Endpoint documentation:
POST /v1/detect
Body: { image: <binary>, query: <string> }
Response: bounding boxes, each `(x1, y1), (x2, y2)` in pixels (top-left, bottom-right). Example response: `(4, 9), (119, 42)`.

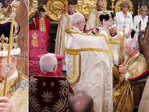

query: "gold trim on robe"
(0, 72), (28, 112)
(55, 12), (70, 55)
(65, 48), (112, 85)
(113, 53), (148, 112)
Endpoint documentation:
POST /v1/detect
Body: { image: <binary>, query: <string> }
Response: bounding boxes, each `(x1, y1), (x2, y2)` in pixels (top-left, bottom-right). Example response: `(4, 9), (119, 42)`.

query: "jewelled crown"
(0, 0), (20, 56)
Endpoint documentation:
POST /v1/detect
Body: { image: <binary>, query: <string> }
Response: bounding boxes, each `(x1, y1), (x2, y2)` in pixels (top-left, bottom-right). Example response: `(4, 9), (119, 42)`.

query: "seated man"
(67, 90), (95, 112)
(39, 53), (58, 77)
(119, 39), (147, 79)
(113, 39), (148, 112)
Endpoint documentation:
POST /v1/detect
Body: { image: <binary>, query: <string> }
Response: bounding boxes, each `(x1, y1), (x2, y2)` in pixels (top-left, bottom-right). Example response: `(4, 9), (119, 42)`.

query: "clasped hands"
(119, 65), (128, 81)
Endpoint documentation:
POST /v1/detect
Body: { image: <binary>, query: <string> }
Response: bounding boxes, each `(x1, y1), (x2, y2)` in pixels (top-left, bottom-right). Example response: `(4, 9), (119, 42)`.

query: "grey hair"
(39, 53), (58, 73)
(71, 13), (85, 26)
(126, 39), (139, 50)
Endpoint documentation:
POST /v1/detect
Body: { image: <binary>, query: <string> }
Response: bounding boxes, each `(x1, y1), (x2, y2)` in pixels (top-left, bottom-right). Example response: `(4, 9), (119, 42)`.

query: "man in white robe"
(55, 1), (81, 56)
(108, 24), (125, 86)
(99, 15), (125, 86)
(108, 24), (124, 65)
(65, 13), (113, 112)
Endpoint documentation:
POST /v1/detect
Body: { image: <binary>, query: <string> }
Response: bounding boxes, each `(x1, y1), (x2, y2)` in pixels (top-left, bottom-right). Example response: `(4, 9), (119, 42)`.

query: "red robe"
(30, 17), (50, 48)
(40, 72), (74, 95)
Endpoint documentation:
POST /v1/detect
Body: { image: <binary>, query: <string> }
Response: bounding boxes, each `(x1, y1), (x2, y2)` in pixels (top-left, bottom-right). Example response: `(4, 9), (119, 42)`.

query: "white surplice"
(65, 27), (113, 112)
(111, 32), (124, 65)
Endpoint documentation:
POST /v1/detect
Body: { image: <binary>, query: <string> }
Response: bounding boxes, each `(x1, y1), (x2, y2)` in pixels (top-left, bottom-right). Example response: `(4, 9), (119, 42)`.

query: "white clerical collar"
(8, 70), (18, 80)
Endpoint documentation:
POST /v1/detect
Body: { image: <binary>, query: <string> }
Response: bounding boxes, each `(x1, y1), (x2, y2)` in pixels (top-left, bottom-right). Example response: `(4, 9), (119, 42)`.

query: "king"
(0, 1), (28, 112)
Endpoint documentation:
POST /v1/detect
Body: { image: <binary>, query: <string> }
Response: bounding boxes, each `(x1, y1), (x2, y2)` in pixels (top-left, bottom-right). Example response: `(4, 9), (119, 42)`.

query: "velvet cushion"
(29, 76), (69, 112)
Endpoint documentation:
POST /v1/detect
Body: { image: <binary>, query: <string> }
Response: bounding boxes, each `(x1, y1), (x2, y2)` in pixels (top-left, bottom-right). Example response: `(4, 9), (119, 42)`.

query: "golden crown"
(0, 0), (20, 52)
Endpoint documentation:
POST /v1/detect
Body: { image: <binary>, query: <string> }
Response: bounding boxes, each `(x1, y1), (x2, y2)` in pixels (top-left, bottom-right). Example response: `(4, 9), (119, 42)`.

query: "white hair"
(39, 53), (58, 73)
(125, 39), (139, 50)
(71, 13), (85, 26)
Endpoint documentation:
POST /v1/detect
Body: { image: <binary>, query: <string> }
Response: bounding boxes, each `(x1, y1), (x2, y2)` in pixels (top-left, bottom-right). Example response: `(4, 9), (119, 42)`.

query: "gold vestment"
(0, 72), (28, 112)
(113, 53), (148, 112)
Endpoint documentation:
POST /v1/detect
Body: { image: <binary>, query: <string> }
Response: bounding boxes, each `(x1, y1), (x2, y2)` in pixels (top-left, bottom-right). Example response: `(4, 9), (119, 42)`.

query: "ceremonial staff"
(2, 20), (14, 96)
(2, 0), (20, 96)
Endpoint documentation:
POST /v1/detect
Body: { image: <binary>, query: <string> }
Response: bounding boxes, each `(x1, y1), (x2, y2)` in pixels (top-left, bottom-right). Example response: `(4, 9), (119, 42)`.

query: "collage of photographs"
(0, 0), (149, 111)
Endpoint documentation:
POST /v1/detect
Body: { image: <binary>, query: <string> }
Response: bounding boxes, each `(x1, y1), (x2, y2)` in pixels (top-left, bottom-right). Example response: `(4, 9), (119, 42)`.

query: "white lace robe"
(65, 27), (113, 112)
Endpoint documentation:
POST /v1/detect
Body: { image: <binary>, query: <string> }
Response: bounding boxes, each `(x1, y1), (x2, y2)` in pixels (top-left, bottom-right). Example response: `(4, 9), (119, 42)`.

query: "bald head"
(68, 91), (94, 112)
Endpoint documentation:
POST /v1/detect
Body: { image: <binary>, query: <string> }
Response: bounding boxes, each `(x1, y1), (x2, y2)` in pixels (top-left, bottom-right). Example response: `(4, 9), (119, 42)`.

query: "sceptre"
(2, 20), (14, 96)
(2, 0), (19, 96)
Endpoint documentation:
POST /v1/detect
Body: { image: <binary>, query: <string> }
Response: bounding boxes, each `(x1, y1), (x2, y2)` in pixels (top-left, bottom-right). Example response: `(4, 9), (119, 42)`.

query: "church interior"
(28, 0), (149, 111)
(0, 0), (149, 111)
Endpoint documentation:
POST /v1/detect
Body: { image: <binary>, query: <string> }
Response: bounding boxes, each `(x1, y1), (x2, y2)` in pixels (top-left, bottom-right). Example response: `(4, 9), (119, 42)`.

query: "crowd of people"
(1, 0), (148, 111)
(55, 0), (149, 112)
(30, 0), (149, 112)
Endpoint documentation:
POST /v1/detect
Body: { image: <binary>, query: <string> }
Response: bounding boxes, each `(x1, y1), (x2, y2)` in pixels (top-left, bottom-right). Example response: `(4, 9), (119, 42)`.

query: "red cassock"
(30, 17), (50, 48)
